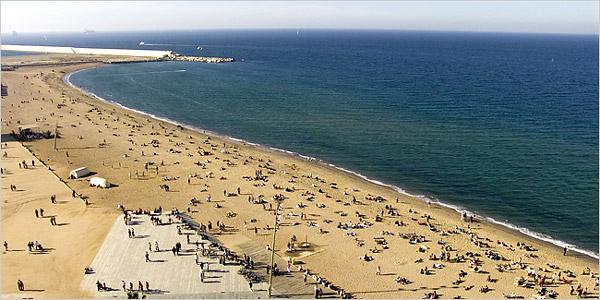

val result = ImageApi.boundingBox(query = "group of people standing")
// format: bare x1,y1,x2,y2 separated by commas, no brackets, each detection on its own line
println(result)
27,241,44,252
18,160,34,169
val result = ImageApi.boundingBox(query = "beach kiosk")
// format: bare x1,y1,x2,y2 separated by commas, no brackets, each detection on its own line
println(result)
69,167,90,179
89,177,110,188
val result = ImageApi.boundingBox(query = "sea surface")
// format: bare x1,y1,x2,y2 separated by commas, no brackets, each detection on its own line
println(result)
3,30,598,256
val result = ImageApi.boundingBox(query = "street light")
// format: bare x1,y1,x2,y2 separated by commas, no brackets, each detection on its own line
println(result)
267,195,284,298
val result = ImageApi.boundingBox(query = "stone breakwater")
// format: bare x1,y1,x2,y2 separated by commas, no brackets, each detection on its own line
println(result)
167,55,235,63
1,44,235,64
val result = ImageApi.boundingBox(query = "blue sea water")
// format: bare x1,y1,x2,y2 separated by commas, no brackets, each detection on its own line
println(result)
3,30,598,256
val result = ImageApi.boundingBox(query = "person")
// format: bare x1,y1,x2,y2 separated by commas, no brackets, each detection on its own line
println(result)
96,280,103,291
138,281,144,292
35,209,39,218
145,281,149,291
145,251,150,262
155,241,159,252
377,266,381,275
131,228,135,237
129,282,133,291
40,208,44,217
149,242,152,252
248,280,253,290
3,241,8,252
200,270,205,282
122,280,126,291
563,246,568,256
17,279,24,291
128,229,132,238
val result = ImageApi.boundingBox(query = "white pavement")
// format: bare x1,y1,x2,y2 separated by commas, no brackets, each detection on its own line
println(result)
80,213,268,298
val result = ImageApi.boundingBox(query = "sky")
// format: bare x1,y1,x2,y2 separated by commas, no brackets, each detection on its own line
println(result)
1,1,598,35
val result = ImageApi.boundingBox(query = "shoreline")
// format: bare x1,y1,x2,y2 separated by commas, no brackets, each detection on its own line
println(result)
3,54,598,298
64,63,599,261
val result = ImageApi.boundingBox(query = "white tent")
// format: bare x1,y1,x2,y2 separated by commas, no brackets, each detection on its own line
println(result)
89,177,110,188
69,167,90,179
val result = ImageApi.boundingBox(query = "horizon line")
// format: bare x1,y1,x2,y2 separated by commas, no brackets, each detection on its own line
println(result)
1,28,598,37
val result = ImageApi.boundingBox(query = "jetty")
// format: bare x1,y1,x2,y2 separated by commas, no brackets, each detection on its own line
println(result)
1,44,235,64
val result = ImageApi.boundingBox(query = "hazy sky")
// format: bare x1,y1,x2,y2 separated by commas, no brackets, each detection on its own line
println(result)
1,1,598,35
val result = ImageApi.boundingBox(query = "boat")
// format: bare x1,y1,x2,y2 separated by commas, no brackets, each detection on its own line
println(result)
139,41,145,46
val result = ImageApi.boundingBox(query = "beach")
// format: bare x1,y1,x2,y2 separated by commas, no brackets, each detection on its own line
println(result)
1,54,598,298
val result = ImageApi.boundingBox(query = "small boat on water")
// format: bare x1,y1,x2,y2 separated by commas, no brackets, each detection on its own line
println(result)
139,41,145,46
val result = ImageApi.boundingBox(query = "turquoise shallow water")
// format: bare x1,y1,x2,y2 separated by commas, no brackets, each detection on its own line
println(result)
6,30,597,255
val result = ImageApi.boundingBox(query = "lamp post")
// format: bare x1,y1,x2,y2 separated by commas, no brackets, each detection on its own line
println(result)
267,198,283,298
53,121,58,150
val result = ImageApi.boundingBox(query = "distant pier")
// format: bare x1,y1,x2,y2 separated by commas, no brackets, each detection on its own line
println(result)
1,44,235,64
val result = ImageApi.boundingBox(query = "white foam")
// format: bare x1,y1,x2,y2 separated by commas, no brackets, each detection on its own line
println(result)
64,68,599,260
117,69,187,76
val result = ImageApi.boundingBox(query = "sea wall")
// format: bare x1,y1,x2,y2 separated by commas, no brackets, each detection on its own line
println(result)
1,44,172,58
1,44,236,63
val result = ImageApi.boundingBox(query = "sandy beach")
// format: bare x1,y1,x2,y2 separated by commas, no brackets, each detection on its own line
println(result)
1,54,598,299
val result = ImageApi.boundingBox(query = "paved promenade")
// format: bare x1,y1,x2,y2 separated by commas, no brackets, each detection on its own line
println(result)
80,213,268,298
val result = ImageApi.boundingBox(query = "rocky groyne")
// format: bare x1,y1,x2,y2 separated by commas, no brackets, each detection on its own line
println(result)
1,44,235,64
166,55,235,63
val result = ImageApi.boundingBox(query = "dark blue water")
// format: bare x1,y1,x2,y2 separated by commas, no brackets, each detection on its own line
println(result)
4,30,598,255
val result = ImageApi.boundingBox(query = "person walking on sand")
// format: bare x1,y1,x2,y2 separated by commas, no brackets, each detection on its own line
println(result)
145,281,149,291
149,242,152,252
40,208,44,217
35,209,39,218
376,266,381,275
17,279,24,291
3,241,8,252
155,241,159,252
122,280,126,291
563,246,568,256
145,251,150,262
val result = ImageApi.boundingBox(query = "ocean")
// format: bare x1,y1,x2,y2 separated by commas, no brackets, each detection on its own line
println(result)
3,30,598,256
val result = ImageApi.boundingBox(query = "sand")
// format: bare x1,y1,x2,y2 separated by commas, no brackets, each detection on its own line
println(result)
1,54,598,299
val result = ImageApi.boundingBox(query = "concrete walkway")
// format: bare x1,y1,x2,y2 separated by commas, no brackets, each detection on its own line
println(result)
80,213,268,298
